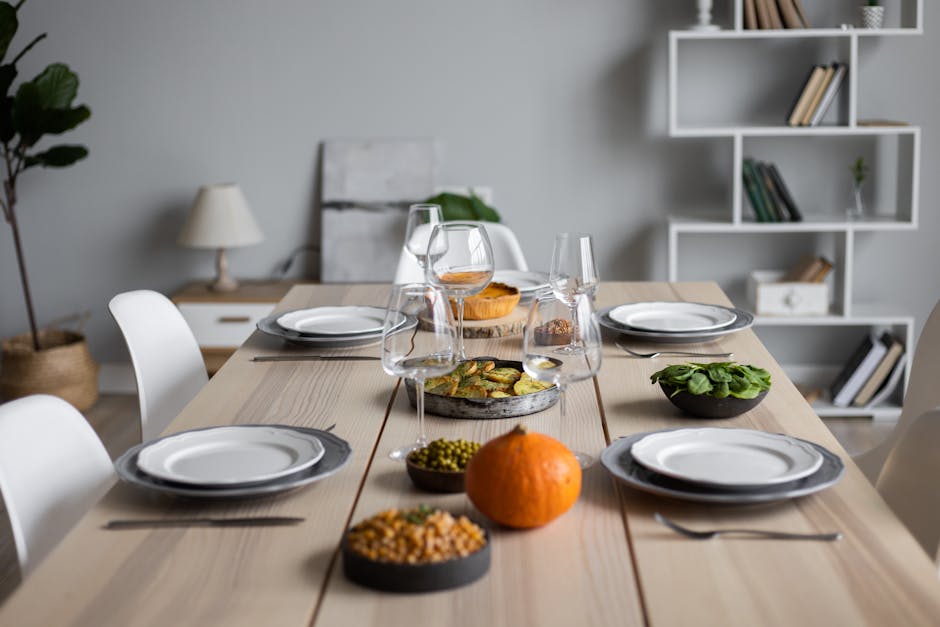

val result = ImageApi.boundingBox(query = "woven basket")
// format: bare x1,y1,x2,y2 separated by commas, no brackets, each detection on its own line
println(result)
0,329,99,411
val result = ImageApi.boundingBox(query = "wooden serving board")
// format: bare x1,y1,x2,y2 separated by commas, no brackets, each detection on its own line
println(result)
419,305,528,338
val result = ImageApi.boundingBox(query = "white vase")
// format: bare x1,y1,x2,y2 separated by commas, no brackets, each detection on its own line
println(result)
860,6,885,29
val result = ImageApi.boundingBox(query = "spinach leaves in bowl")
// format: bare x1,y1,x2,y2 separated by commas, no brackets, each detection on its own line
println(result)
650,363,771,399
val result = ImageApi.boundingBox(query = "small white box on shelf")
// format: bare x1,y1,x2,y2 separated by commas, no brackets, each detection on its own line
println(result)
747,270,829,316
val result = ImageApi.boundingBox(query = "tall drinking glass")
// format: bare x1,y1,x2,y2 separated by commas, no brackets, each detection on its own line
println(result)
426,223,494,361
381,283,457,460
404,203,443,274
522,292,602,467
549,232,598,354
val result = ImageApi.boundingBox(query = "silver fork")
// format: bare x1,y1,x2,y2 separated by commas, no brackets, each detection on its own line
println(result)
615,341,733,359
654,513,842,541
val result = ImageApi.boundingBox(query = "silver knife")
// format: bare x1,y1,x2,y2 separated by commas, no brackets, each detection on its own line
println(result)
105,516,306,529
251,355,380,362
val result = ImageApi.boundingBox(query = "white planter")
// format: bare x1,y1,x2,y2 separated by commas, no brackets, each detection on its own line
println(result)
860,6,885,29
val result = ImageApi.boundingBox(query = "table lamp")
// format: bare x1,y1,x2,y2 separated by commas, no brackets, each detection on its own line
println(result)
178,183,264,292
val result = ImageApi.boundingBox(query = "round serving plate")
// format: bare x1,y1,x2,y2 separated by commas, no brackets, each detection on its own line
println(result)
607,301,737,333
276,306,398,336
404,358,559,419
136,425,326,486
597,305,754,344
115,426,351,499
600,430,844,505
257,314,416,348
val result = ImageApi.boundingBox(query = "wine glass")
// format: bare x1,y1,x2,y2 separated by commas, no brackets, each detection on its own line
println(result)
381,283,457,460
426,222,494,361
522,292,602,467
404,203,443,274
549,232,598,354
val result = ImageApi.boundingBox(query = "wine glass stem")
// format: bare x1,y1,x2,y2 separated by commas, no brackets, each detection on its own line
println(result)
455,297,467,360
569,304,580,350
558,384,567,420
415,378,428,448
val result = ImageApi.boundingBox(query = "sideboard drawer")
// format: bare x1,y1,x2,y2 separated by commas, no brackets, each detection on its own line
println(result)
177,303,275,348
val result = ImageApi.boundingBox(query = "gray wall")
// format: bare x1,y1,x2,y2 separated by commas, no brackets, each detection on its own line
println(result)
0,0,937,366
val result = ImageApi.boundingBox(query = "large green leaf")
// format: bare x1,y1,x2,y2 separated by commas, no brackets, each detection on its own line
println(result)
24,144,87,168
423,191,501,223
11,79,40,145
0,94,13,142
0,3,17,64
31,63,77,109
40,104,89,134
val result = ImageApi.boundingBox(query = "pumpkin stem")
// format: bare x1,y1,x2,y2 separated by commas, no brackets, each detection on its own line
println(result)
512,423,528,436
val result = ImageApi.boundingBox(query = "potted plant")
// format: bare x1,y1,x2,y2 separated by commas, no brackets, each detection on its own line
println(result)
860,1,885,29
848,156,868,220
0,0,97,410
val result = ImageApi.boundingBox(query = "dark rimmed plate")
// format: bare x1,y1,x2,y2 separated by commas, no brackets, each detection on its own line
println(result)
114,426,351,499
257,313,416,348
598,304,754,344
342,523,490,592
600,430,844,504
404,358,559,419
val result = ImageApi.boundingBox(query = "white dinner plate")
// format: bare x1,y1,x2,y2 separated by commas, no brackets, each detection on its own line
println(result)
601,431,843,504
608,302,737,333
597,305,754,344
137,426,326,486
630,428,824,489
116,426,351,499
492,270,550,293
277,306,390,335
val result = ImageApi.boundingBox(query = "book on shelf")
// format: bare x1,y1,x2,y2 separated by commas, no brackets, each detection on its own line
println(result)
757,162,787,221
800,64,835,126
767,163,803,221
742,159,773,222
788,65,827,127
830,332,890,408
809,63,847,127
853,334,905,407
776,0,805,29
755,0,779,30
780,254,831,283
790,0,810,27
744,0,758,29
864,354,906,408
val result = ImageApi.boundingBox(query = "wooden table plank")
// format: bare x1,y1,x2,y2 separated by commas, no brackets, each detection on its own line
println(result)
314,334,646,627
0,284,397,627
594,281,940,627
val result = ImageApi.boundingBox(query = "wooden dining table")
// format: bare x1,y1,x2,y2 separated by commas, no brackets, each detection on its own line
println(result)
2,281,939,627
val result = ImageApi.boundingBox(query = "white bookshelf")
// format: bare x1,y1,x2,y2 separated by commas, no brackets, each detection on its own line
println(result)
666,1,922,420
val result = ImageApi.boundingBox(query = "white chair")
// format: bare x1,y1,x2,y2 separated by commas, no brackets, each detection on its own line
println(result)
109,290,208,442
0,395,114,576
854,300,940,483
394,221,529,284
874,407,940,569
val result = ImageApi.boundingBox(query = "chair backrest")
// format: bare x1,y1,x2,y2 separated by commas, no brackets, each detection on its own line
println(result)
0,395,114,575
394,221,529,284
109,290,208,441
875,407,940,566
854,300,940,482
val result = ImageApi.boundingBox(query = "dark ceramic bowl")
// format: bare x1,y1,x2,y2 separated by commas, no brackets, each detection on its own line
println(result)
405,458,466,493
342,524,491,592
659,382,768,419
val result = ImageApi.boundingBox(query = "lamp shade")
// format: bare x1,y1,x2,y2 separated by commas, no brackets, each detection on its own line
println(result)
177,183,263,249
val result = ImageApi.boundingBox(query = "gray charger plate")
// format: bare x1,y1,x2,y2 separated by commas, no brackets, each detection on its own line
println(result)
601,430,844,504
257,313,416,348
598,304,754,344
404,358,559,419
115,425,351,498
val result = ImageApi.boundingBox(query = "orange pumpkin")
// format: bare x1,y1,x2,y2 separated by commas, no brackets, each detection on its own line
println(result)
465,424,581,528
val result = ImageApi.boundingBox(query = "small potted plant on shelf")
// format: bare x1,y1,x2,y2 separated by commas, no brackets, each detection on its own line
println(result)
0,1,97,410
860,1,885,29
848,157,869,220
